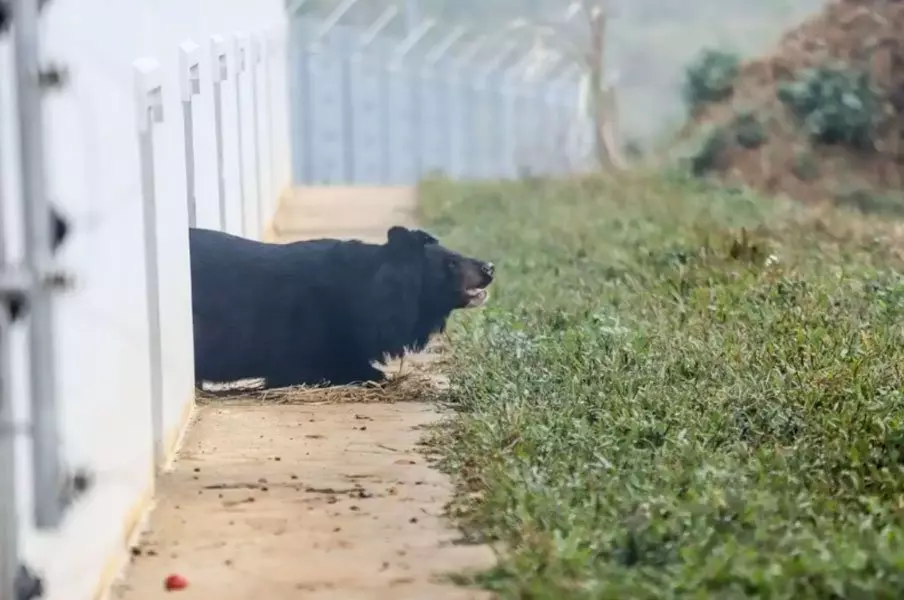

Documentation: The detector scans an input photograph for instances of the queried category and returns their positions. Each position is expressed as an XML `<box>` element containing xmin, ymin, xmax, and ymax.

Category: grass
<box><xmin>418</xmin><ymin>171</ymin><xmax>904</xmax><ymax>599</ymax></box>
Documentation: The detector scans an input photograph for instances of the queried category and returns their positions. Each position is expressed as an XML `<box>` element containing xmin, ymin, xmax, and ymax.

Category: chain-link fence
<box><xmin>289</xmin><ymin>13</ymin><xmax>594</xmax><ymax>184</ymax></box>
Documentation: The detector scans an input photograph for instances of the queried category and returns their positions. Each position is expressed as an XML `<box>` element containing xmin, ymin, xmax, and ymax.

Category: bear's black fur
<box><xmin>189</xmin><ymin>225</ymin><xmax>494</xmax><ymax>389</ymax></box>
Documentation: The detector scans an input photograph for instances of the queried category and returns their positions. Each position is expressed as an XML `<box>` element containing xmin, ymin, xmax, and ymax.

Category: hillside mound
<box><xmin>676</xmin><ymin>0</ymin><xmax>904</xmax><ymax>212</ymax></box>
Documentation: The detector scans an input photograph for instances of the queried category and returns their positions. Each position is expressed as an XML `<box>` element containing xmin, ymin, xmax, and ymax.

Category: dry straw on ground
<box><xmin>196</xmin><ymin>341</ymin><xmax>450</xmax><ymax>406</ymax></box>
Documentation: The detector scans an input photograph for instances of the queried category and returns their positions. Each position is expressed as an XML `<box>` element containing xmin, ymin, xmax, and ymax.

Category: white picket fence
<box><xmin>0</xmin><ymin>1</ymin><xmax>291</xmax><ymax>599</ymax></box>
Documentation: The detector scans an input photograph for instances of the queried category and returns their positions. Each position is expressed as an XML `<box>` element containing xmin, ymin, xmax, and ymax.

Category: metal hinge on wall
<box><xmin>15</xmin><ymin>564</ymin><xmax>44</xmax><ymax>600</ymax></box>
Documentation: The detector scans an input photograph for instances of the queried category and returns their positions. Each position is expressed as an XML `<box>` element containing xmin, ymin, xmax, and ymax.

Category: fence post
<box><xmin>315</xmin><ymin>0</ymin><xmax>362</xmax><ymax>184</ymax></box>
<box><xmin>233</xmin><ymin>32</ymin><xmax>249</xmax><ymax>236</ymax></box>
<box><xmin>514</xmin><ymin>83</ymin><xmax>531</xmax><ymax>176</ymax></box>
<box><xmin>0</xmin><ymin>138</ymin><xmax>17</xmax><ymax>600</ymax></box>
<box><xmin>298</xmin><ymin>37</ymin><xmax>316</xmax><ymax>184</ymax></box>
<box><xmin>389</xmin><ymin>19</ymin><xmax>434</xmax><ymax>184</ymax></box>
<box><xmin>500</xmin><ymin>76</ymin><xmax>516</xmax><ymax>178</ymax></box>
<box><xmin>1</xmin><ymin>15</ymin><xmax>20</xmax><ymax>598</ymax></box>
<box><xmin>179</xmin><ymin>40</ymin><xmax>201</xmax><ymax>227</ymax></box>
<box><xmin>447</xmin><ymin>36</ymin><xmax>490</xmax><ymax>180</ymax></box>
<box><xmin>268</xmin><ymin>26</ymin><xmax>287</xmax><ymax>192</ymax></box>
<box><xmin>13</xmin><ymin>0</ymin><xmax>65</xmax><ymax>529</ymax></box>
<box><xmin>472</xmin><ymin>72</ymin><xmax>490</xmax><ymax>180</ymax></box>
<box><xmin>526</xmin><ymin>54</ymin><xmax>564</xmax><ymax>176</ymax></box>
<box><xmin>250</xmin><ymin>35</ymin><xmax>264</xmax><ymax>238</ymax></box>
<box><xmin>262</xmin><ymin>31</ymin><xmax>277</xmax><ymax>216</ymax></box>
<box><xmin>132</xmin><ymin>57</ymin><xmax>166</xmax><ymax>473</ymax></box>
<box><xmin>501</xmin><ymin>52</ymin><xmax>533</xmax><ymax>178</ymax></box>
<box><xmin>0</xmin><ymin>315</ymin><xmax>15</xmax><ymax>600</ymax></box>
<box><xmin>339</xmin><ymin>48</ymin><xmax>356</xmax><ymax>183</ymax></box>
<box><xmin>561</xmin><ymin>83</ymin><xmax>572</xmax><ymax>174</ymax></box>
<box><xmin>539</xmin><ymin>80</ymin><xmax>554</xmax><ymax>175</ymax></box>
<box><xmin>522</xmin><ymin>83</ymin><xmax>536</xmax><ymax>174</ymax></box>
<box><xmin>465</xmin><ymin>73</ymin><xmax>484</xmax><ymax>179</ymax></box>
<box><xmin>541</xmin><ymin>62</ymin><xmax>571</xmax><ymax>175</ymax></box>
<box><xmin>355</xmin><ymin>7</ymin><xmax>398</xmax><ymax>184</ymax></box>
<box><xmin>378</xmin><ymin>58</ymin><xmax>393</xmax><ymax>184</ymax></box>
<box><xmin>421</xmin><ymin>27</ymin><xmax>465</xmax><ymax>180</ymax></box>
<box><xmin>534</xmin><ymin>83</ymin><xmax>550</xmax><ymax>173</ymax></box>
<box><xmin>558</xmin><ymin>66</ymin><xmax>583</xmax><ymax>173</ymax></box>
<box><xmin>287</xmin><ymin>20</ymin><xmax>302</xmax><ymax>183</ymax></box>
<box><xmin>410</xmin><ymin>68</ymin><xmax>426</xmax><ymax>181</ymax></box>
<box><xmin>476</xmin><ymin>42</ymin><xmax>517</xmax><ymax>180</ymax></box>
<box><xmin>447</xmin><ymin>70</ymin><xmax>462</xmax><ymax>179</ymax></box>
<box><xmin>210</xmin><ymin>35</ymin><xmax>229</xmax><ymax>231</ymax></box>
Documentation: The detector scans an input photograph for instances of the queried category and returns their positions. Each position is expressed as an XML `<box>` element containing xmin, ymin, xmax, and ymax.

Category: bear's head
<box><xmin>385</xmin><ymin>225</ymin><xmax>494</xmax><ymax>311</ymax></box>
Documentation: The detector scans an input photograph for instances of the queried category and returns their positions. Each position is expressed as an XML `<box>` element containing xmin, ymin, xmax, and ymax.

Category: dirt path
<box><xmin>111</xmin><ymin>187</ymin><xmax>494</xmax><ymax>599</ymax></box>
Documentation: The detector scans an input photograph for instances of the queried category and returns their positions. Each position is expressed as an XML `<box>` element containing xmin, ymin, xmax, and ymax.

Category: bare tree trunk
<box><xmin>600</xmin><ymin>84</ymin><xmax>627</xmax><ymax>169</ymax></box>
<box><xmin>585</xmin><ymin>4</ymin><xmax>625</xmax><ymax>171</ymax></box>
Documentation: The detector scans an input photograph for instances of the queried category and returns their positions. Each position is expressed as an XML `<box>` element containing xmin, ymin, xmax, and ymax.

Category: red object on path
<box><xmin>164</xmin><ymin>574</ymin><xmax>189</xmax><ymax>591</ymax></box>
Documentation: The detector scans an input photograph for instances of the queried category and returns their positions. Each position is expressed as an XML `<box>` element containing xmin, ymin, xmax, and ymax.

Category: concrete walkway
<box><xmin>110</xmin><ymin>187</ymin><xmax>493</xmax><ymax>599</ymax></box>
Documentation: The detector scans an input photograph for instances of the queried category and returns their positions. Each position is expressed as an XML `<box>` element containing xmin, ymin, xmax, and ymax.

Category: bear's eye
<box><xmin>444</xmin><ymin>257</ymin><xmax>458</xmax><ymax>272</ymax></box>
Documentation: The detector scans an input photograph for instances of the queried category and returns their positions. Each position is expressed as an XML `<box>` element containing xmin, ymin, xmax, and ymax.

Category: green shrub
<box><xmin>732</xmin><ymin>110</ymin><xmax>767</xmax><ymax>148</ymax></box>
<box><xmin>777</xmin><ymin>63</ymin><xmax>882</xmax><ymax>149</ymax></box>
<box><xmin>833</xmin><ymin>184</ymin><xmax>904</xmax><ymax>217</ymax></box>
<box><xmin>688</xmin><ymin>126</ymin><xmax>730</xmax><ymax>176</ymax></box>
<box><xmin>791</xmin><ymin>150</ymin><xmax>820</xmax><ymax>181</ymax></box>
<box><xmin>682</xmin><ymin>49</ymin><xmax>741</xmax><ymax>110</ymax></box>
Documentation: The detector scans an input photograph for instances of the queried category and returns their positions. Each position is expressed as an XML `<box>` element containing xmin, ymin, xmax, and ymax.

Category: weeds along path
<box><xmin>418</xmin><ymin>174</ymin><xmax>904</xmax><ymax>598</ymax></box>
<box><xmin>111</xmin><ymin>186</ymin><xmax>493</xmax><ymax>600</ymax></box>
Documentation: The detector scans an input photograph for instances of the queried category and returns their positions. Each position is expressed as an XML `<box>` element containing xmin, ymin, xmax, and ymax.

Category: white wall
<box><xmin>0</xmin><ymin>1</ymin><xmax>291</xmax><ymax>599</ymax></box>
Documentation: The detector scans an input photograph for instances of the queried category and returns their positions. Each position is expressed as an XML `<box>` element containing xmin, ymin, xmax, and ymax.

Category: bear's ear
<box><xmin>386</xmin><ymin>226</ymin><xmax>435</xmax><ymax>254</ymax></box>
<box><xmin>387</xmin><ymin>226</ymin><xmax>411</xmax><ymax>245</ymax></box>
<box><xmin>409</xmin><ymin>228</ymin><xmax>438</xmax><ymax>246</ymax></box>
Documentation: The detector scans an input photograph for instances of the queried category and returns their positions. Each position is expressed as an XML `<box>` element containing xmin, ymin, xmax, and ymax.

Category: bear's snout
<box><xmin>466</xmin><ymin>259</ymin><xmax>494</xmax><ymax>289</ymax></box>
<box><xmin>481</xmin><ymin>261</ymin><xmax>495</xmax><ymax>280</ymax></box>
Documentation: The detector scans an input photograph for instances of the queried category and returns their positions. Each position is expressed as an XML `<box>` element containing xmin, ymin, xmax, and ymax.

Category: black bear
<box><xmin>189</xmin><ymin>225</ymin><xmax>494</xmax><ymax>388</ymax></box>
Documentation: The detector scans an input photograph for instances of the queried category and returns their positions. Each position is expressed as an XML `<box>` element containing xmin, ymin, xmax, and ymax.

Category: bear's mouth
<box><xmin>463</xmin><ymin>286</ymin><xmax>490</xmax><ymax>308</ymax></box>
